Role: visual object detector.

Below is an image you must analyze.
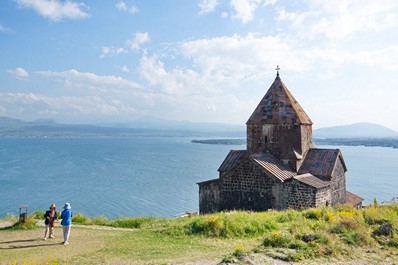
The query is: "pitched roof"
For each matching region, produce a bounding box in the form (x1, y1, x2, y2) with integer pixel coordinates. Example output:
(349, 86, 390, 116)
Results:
(298, 148, 347, 177)
(246, 74, 312, 125)
(293, 173, 330, 189)
(218, 150, 247, 172)
(250, 152, 297, 182)
(346, 191, 364, 206)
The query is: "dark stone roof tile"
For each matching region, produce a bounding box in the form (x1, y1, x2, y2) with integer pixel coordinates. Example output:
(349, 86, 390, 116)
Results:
(218, 150, 247, 172)
(346, 191, 364, 206)
(250, 152, 297, 182)
(247, 75, 312, 125)
(293, 173, 330, 189)
(299, 148, 346, 177)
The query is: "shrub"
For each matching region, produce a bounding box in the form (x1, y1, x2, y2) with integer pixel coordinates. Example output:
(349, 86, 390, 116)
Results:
(91, 215, 110, 226)
(223, 211, 277, 237)
(31, 210, 46, 220)
(184, 211, 279, 238)
(342, 231, 372, 246)
(374, 198, 379, 207)
(184, 215, 226, 237)
(388, 236, 398, 247)
(331, 218, 360, 234)
(232, 245, 248, 258)
(263, 231, 291, 247)
(363, 206, 393, 225)
(305, 208, 323, 220)
(11, 215, 37, 230)
(72, 212, 91, 224)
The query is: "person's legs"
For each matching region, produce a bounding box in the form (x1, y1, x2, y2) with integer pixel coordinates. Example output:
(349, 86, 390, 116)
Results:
(62, 225, 71, 244)
(62, 225, 67, 243)
(49, 226, 54, 238)
(43, 224, 49, 240)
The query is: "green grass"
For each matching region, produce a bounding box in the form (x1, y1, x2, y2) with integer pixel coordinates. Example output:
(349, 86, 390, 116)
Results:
(1, 204, 398, 264)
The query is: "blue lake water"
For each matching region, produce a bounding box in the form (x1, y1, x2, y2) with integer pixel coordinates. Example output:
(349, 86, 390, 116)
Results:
(0, 137, 397, 218)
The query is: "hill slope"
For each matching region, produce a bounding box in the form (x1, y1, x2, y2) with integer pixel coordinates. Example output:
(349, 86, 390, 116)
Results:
(313, 122, 398, 138)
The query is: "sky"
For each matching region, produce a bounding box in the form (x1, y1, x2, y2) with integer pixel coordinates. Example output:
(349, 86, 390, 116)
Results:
(1, 0, 398, 130)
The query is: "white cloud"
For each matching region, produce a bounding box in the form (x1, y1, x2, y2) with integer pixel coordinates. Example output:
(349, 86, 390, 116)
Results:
(277, 0, 398, 39)
(276, 7, 311, 27)
(100, 46, 127, 58)
(229, 0, 263, 23)
(0, 69, 153, 122)
(0, 92, 140, 120)
(136, 52, 255, 123)
(115, 1, 138, 14)
(16, 0, 89, 21)
(0, 24, 12, 33)
(121, 66, 130, 72)
(180, 33, 315, 83)
(7, 67, 29, 79)
(138, 54, 189, 94)
(349, 46, 398, 70)
(126, 32, 150, 50)
(36, 69, 142, 90)
(198, 0, 219, 15)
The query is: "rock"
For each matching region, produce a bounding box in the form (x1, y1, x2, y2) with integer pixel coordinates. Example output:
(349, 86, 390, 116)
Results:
(302, 234, 319, 242)
(374, 222, 393, 236)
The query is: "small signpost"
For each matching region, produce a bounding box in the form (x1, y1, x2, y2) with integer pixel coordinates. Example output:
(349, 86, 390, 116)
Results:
(19, 205, 29, 223)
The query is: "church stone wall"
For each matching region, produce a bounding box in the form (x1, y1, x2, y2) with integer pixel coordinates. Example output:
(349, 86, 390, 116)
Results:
(315, 188, 332, 207)
(281, 180, 332, 209)
(300, 125, 313, 155)
(219, 157, 282, 211)
(330, 159, 346, 205)
(281, 180, 316, 209)
(247, 124, 311, 158)
(198, 179, 220, 214)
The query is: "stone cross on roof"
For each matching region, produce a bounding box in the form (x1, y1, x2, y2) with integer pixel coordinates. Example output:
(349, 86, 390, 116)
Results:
(275, 65, 280, 76)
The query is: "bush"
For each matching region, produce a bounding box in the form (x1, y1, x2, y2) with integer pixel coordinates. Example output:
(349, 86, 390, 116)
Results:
(232, 245, 248, 258)
(11, 215, 37, 230)
(91, 215, 110, 226)
(31, 210, 46, 220)
(263, 231, 291, 247)
(342, 231, 372, 246)
(364, 206, 391, 225)
(72, 212, 91, 224)
(185, 212, 277, 238)
(305, 208, 323, 220)
(388, 236, 398, 247)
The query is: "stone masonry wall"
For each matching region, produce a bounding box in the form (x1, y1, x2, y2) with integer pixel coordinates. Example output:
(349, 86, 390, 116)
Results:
(315, 187, 332, 207)
(282, 180, 320, 210)
(247, 124, 309, 158)
(330, 159, 346, 205)
(198, 179, 220, 214)
(219, 156, 282, 211)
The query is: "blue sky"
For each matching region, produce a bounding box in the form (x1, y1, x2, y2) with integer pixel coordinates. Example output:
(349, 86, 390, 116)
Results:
(1, 0, 398, 130)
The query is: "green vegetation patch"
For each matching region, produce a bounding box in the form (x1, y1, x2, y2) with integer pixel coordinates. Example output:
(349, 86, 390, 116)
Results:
(1, 204, 398, 264)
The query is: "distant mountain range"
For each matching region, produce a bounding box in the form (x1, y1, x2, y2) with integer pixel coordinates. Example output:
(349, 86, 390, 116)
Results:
(0, 116, 245, 138)
(0, 117, 397, 139)
(313, 122, 398, 138)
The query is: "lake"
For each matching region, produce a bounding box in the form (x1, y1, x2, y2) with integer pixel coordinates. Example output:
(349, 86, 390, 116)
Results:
(0, 137, 397, 218)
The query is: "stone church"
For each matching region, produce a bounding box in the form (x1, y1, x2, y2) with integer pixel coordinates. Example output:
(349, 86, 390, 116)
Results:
(198, 70, 363, 214)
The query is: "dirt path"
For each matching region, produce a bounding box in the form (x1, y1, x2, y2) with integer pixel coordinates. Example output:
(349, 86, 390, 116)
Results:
(0, 221, 13, 229)
(34, 219, 136, 231)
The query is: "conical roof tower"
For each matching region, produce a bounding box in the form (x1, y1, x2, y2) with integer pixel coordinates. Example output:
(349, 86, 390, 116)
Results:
(246, 69, 313, 171)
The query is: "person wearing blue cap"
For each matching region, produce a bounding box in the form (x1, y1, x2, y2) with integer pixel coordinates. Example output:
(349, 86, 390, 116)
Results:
(60, 202, 73, 245)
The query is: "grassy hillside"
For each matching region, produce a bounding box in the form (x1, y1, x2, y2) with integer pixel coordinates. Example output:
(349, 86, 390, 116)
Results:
(1, 204, 397, 264)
